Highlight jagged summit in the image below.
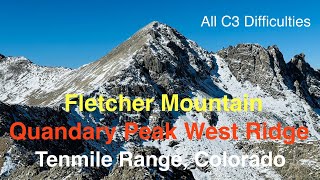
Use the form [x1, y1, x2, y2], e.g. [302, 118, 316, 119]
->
[217, 43, 287, 93]
[0, 21, 214, 106]
[217, 43, 320, 108]
[286, 53, 320, 107]
[83, 21, 186, 69]
[142, 20, 162, 29]
[139, 21, 181, 34]
[289, 53, 309, 71]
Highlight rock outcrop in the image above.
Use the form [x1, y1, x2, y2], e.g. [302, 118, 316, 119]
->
[217, 44, 287, 93]
[107, 147, 194, 180]
[287, 53, 320, 108]
[217, 44, 320, 108]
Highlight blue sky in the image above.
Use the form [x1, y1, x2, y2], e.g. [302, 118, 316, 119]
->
[0, 0, 319, 68]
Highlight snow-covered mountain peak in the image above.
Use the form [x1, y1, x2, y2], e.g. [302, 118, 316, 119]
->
[141, 20, 161, 29]
[139, 21, 182, 36]
[0, 56, 31, 64]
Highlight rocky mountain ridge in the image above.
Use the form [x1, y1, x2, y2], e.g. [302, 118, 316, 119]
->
[217, 44, 320, 108]
[0, 21, 319, 179]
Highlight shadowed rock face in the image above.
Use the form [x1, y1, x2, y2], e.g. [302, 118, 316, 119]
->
[0, 102, 86, 154]
[107, 147, 195, 180]
[287, 53, 320, 108]
[217, 44, 287, 92]
[0, 102, 100, 179]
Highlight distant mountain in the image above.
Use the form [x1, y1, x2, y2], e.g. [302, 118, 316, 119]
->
[0, 21, 319, 179]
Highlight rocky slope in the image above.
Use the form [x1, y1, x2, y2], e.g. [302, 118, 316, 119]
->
[0, 56, 72, 105]
[218, 44, 320, 108]
[287, 53, 320, 108]
[217, 44, 287, 93]
[0, 21, 319, 179]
